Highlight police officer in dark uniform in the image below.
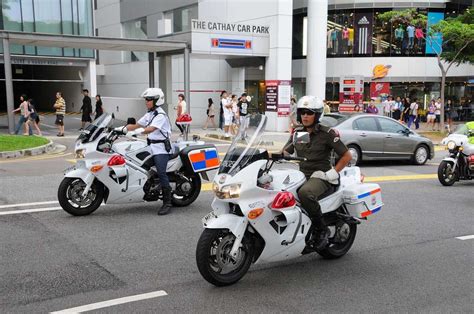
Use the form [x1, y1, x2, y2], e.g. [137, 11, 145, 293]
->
[284, 96, 352, 250]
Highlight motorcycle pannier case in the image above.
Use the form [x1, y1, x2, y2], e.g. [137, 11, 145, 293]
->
[342, 183, 383, 218]
[179, 145, 220, 173]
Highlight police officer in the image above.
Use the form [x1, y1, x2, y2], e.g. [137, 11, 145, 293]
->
[121, 88, 173, 215]
[283, 96, 352, 250]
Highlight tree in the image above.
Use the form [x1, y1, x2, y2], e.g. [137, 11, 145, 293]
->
[379, 8, 474, 129]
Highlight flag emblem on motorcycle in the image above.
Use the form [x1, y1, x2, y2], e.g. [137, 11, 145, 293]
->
[188, 148, 220, 172]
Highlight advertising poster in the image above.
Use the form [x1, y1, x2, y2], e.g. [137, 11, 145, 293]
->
[426, 12, 444, 55]
[265, 80, 292, 115]
[338, 76, 364, 113]
[354, 12, 373, 55]
[370, 82, 390, 98]
[265, 80, 278, 112]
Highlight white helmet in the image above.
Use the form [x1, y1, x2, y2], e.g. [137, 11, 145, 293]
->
[141, 88, 165, 106]
[296, 96, 324, 124]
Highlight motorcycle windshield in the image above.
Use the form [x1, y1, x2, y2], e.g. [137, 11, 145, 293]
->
[77, 113, 113, 143]
[218, 114, 269, 176]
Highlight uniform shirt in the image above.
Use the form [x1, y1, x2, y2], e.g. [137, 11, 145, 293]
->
[138, 107, 172, 155]
[285, 124, 348, 178]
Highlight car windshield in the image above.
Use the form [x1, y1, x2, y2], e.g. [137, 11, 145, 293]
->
[219, 114, 271, 176]
[320, 114, 349, 127]
[453, 124, 469, 135]
[77, 113, 113, 143]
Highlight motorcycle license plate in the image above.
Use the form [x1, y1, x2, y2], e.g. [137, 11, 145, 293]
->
[202, 211, 217, 226]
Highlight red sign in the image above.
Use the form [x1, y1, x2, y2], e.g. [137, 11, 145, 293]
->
[370, 82, 390, 98]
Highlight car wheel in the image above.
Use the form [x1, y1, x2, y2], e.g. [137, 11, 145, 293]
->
[413, 145, 428, 165]
[347, 145, 361, 166]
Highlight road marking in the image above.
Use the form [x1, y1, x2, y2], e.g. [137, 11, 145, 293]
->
[434, 146, 446, 152]
[455, 235, 474, 241]
[50, 290, 168, 313]
[0, 207, 62, 216]
[364, 174, 437, 182]
[0, 152, 72, 164]
[0, 200, 58, 209]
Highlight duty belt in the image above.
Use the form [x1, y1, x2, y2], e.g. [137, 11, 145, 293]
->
[147, 138, 167, 145]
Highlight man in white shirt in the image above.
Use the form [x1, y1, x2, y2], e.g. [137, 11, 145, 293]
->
[221, 91, 233, 137]
[122, 88, 174, 215]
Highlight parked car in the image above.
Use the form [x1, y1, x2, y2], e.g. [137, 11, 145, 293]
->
[321, 113, 435, 165]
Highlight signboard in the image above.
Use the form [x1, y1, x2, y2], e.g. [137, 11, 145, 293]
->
[339, 76, 364, 113]
[370, 82, 390, 98]
[426, 12, 444, 55]
[265, 80, 291, 116]
[371, 64, 391, 80]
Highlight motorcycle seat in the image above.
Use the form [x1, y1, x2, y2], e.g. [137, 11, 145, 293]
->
[317, 183, 339, 201]
[169, 150, 180, 160]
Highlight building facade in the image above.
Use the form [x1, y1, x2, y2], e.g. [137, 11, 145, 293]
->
[0, 0, 95, 112]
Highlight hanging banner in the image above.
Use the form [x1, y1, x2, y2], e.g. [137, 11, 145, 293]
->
[354, 12, 373, 55]
[426, 12, 444, 55]
[370, 82, 390, 98]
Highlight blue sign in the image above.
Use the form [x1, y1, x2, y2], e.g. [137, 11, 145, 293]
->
[211, 38, 251, 49]
[426, 12, 444, 55]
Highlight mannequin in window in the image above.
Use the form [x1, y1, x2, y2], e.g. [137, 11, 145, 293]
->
[327, 28, 334, 50]
[415, 26, 424, 52]
[342, 26, 350, 54]
[331, 27, 338, 54]
[394, 25, 404, 54]
[348, 27, 354, 54]
[406, 24, 415, 50]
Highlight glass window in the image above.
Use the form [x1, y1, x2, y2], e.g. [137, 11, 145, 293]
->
[61, 0, 75, 56]
[327, 10, 354, 57]
[353, 10, 373, 57]
[172, 5, 197, 33]
[33, 0, 62, 56]
[78, 0, 93, 57]
[373, 10, 391, 56]
[2, 0, 24, 54]
[378, 118, 406, 134]
[353, 117, 379, 132]
[123, 17, 147, 62]
[21, 0, 35, 55]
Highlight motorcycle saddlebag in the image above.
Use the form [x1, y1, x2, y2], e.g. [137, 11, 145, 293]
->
[179, 145, 220, 173]
[342, 183, 383, 218]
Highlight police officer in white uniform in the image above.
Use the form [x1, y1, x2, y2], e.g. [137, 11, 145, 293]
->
[122, 88, 173, 215]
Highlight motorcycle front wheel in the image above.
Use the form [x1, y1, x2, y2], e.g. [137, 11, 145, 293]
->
[58, 178, 104, 216]
[316, 221, 357, 259]
[438, 161, 458, 186]
[196, 229, 253, 286]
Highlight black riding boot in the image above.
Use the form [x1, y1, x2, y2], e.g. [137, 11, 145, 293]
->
[158, 187, 172, 215]
[307, 215, 330, 251]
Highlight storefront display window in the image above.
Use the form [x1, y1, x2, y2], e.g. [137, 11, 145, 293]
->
[327, 10, 354, 57]
[373, 10, 391, 56]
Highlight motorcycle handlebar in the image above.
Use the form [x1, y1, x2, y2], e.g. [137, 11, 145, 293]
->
[271, 153, 307, 162]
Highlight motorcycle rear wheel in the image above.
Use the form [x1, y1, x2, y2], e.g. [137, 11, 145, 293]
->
[58, 178, 104, 216]
[171, 173, 201, 207]
[438, 161, 457, 186]
[316, 222, 357, 259]
[196, 229, 253, 286]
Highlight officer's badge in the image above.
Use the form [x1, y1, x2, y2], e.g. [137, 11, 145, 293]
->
[334, 137, 340, 142]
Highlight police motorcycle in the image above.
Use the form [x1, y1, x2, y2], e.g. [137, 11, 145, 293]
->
[438, 121, 474, 186]
[58, 113, 220, 216]
[196, 114, 383, 286]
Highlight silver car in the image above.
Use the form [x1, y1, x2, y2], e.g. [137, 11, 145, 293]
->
[321, 114, 435, 165]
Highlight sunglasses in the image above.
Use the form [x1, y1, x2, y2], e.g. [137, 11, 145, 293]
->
[299, 109, 316, 116]
[145, 97, 155, 101]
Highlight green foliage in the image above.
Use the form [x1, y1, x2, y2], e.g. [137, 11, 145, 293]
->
[0, 135, 49, 152]
[378, 9, 427, 28]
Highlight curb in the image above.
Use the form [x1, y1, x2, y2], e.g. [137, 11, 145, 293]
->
[0, 140, 55, 159]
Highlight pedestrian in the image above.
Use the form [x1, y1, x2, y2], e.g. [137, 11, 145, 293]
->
[237, 93, 251, 138]
[12, 94, 33, 135]
[427, 99, 436, 130]
[219, 91, 225, 130]
[94, 94, 104, 120]
[203, 98, 216, 129]
[174, 93, 187, 136]
[407, 98, 419, 129]
[445, 99, 456, 132]
[392, 96, 402, 120]
[323, 99, 331, 114]
[231, 94, 240, 135]
[366, 99, 379, 114]
[383, 96, 394, 117]
[25, 98, 42, 136]
[80, 89, 92, 130]
[402, 97, 411, 124]
[434, 98, 442, 131]
[53, 91, 66, 137]
[222, 91, 233, 137]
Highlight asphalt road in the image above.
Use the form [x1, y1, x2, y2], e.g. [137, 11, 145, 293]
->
[0, 116, 473, 313]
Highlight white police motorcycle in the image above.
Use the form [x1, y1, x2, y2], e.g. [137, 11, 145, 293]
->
[58, 113, 220, 216]
[196, 114, 383, 286]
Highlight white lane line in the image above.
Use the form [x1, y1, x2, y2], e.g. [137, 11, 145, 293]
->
[455, 235, 474, 241]
[0, 207, 62, 216]
[0, 200, 58, 209]
[50, 290, 168, 313]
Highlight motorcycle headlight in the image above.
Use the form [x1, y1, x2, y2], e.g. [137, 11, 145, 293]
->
[447, 141, 456, 150]
[75, 149, 86, 159]
[214, 183, 241, 199]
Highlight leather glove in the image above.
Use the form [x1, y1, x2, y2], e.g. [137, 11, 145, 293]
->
[114, 126, 128, 134]
[311, 168, 339, 185]
[126, 127, 144, 138]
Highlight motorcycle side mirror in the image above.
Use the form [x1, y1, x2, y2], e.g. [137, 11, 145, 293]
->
[293, 131, 310, 145]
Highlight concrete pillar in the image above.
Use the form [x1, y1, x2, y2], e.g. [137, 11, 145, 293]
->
[231, 67, 245, 96]
[159, 55, 173, 115]
[84, 59, 97, 97]
[184, 47, 190, 113]
[264, 0, 292, 132]
[3, 38, 15, 134]
[306, 0, 328, 98]
[148, 52, 155, 87]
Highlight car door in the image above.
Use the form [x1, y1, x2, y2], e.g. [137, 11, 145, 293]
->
[351, 116, 384, 159]
[378, 117, 415, 159]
